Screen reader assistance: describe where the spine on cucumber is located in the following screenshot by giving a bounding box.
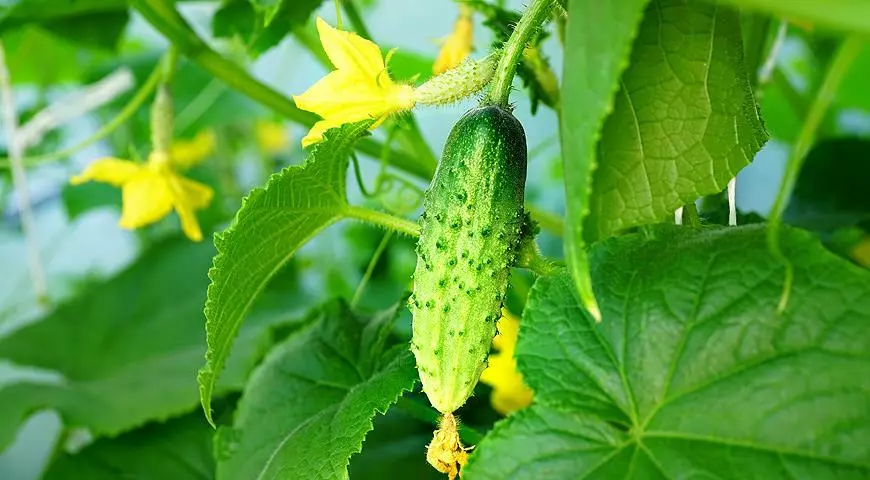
[410,105,527,414]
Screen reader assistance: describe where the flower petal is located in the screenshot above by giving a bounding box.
[70,158,141,187]
[480,310,534,415]
[168,174,214,242]
[295,70,391,120]
[171,130,216,170]
[294,69,414,147]
[316,17,384,78]
[433,8,473,74]
[301,119,343,147]
[118,170,174,229]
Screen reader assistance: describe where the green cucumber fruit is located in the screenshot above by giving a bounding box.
[410,105,527,414]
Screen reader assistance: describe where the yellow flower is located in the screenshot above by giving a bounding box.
[70,135,215,242]
[255,120,289,154]
[433,5,474,74]
[293,17,415,147]
[480,309,534,415]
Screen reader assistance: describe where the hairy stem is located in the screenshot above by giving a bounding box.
[344,206,420,237]
[487,0,554,106]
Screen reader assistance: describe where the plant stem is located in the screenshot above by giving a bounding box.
[515,234,559,276]
[344,205,420,237]
[767,34,862,312]
[174,77,225,134]
[0,63,162,169]
[681,201,701,228]
[727,178,737,226]
[131,0,434,180]
[351,231,393,308]
[527,205,564,236]
[342,0,371,40]
[0,42,47,305]
[486,0,554,106]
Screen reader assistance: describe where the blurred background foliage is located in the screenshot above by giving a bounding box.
[0,0,868,479]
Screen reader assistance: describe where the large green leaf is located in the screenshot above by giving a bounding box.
[0,240,291,452]
[216,300,417,480]
[560,0,650,319]
[199,122,371,425]
[465,225,870,478]
[716,0,870,36]
[587,0,767,240]
[44,412,214,479]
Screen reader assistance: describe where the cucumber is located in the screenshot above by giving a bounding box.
[410,105,527,414]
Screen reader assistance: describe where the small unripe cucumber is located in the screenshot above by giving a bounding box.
[410,105,527,414]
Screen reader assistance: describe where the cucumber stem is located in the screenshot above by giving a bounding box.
[487,0,554,106]
[344,205,420,237]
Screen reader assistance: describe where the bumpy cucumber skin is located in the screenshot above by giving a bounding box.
[410,105,527,414]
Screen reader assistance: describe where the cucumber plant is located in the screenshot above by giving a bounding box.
[1,0,869,480]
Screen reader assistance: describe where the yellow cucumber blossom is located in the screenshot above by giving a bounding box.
[293,17,415,147]
[480,309,534,415]
[70,132,215,242]
[433,5,474,74]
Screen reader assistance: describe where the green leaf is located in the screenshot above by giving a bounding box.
[716,0,870,36]
[560,0,650,320]
[249,0,321,29]
[0,1,129,51]
[216,300,417,480]
[348,407,443,480]
[0,240,289,452]
[587,0,767,240]
[199,122,371,425]
[465,225,870,478]
[388,49,435,83]
[39,10,129,50]
[0,0,126,23]
[784,138,870,231]
[1,26,110,85]
[44,412,214,479]
[213,0,323,56]
[61,182,120,221]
